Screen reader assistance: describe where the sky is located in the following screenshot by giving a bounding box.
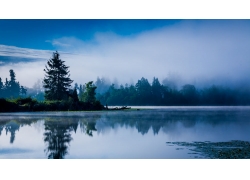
[0,19,250,89]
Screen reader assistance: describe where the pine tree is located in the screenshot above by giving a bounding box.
[43,51,73,101]
[0,70,26,99]
[4,78,9,97]
[9,69,20,98]
[71,88,79,102]
[2,70,21,98]
[0,78,3,97]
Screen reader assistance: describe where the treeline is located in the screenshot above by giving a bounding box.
[0,69,27,99]
[0,51,103,112]
[96,77,250,106]
[2,51,250,109]
[0,97,103,112]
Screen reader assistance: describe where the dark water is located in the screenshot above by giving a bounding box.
[0,106,250,159]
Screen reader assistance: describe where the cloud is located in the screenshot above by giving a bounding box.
[1,20,250,89]
[0,45,71,87]
[0,55,42,66]
[52,20,250,87]
[46,37,89,51]
[0,44,52,59]
[46,39,71,47]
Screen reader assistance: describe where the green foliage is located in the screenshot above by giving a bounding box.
[0,96,104,112]
[43,51,73,101]
[10,97,37,105]
[81,81,97,103]
[0,98,18,112]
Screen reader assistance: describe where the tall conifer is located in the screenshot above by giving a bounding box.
[43,51,73,100]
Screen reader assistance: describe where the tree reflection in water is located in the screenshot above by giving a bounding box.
[43,116,99,159]
[43,118,77,159]
[5,121,20,143]
[0,108,248,159]
[0,118,39,144]
[79,120,97,137]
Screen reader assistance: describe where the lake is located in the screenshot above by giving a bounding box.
[0,106,250,159]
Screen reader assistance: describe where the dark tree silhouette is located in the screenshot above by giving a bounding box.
[135,77,152,105]
[43,51,73,101]
[78,84,85,101]
[0,78,3,97]
[0,70,28,99]
[43,119,78,159]
[0,70,25,99]
[69,88,79,103]
[8,70,20,98]
[180,84,198,105]
[0,124,4,136]
[152,77,165,104]
[96,76,250,106]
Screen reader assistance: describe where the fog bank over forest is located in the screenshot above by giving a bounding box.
[92,74,250,93]
[0,20,250,89]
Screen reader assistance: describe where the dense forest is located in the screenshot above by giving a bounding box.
[1,51,250,112]
[95,77,250,106]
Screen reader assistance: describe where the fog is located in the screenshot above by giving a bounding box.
[0,20,250,89]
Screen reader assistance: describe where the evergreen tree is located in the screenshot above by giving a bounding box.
[43,51,73,101]
[81,81,97,103]
[0,78,3,97]
[3,78,9,97]
[71,88,79,102]
[78,84,85,101]
[151,77,165,104]
[135,77,152,104]
[2,70,22,98]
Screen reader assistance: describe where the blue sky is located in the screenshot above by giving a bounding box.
[0,20,179,49]
[0,20,250,88]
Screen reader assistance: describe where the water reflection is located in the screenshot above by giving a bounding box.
[0,107,250,158]
[94,109,250,137]
[5,121,20,143]
[0,118,40,144]
[79,116,98,137]
[43,116,100,159]
[43,118,76,159]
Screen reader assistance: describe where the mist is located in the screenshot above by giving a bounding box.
[0,20,250,89]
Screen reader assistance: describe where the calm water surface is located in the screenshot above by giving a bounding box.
[0,106,250,159]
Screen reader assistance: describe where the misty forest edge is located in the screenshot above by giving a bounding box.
[1,51,250,112]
